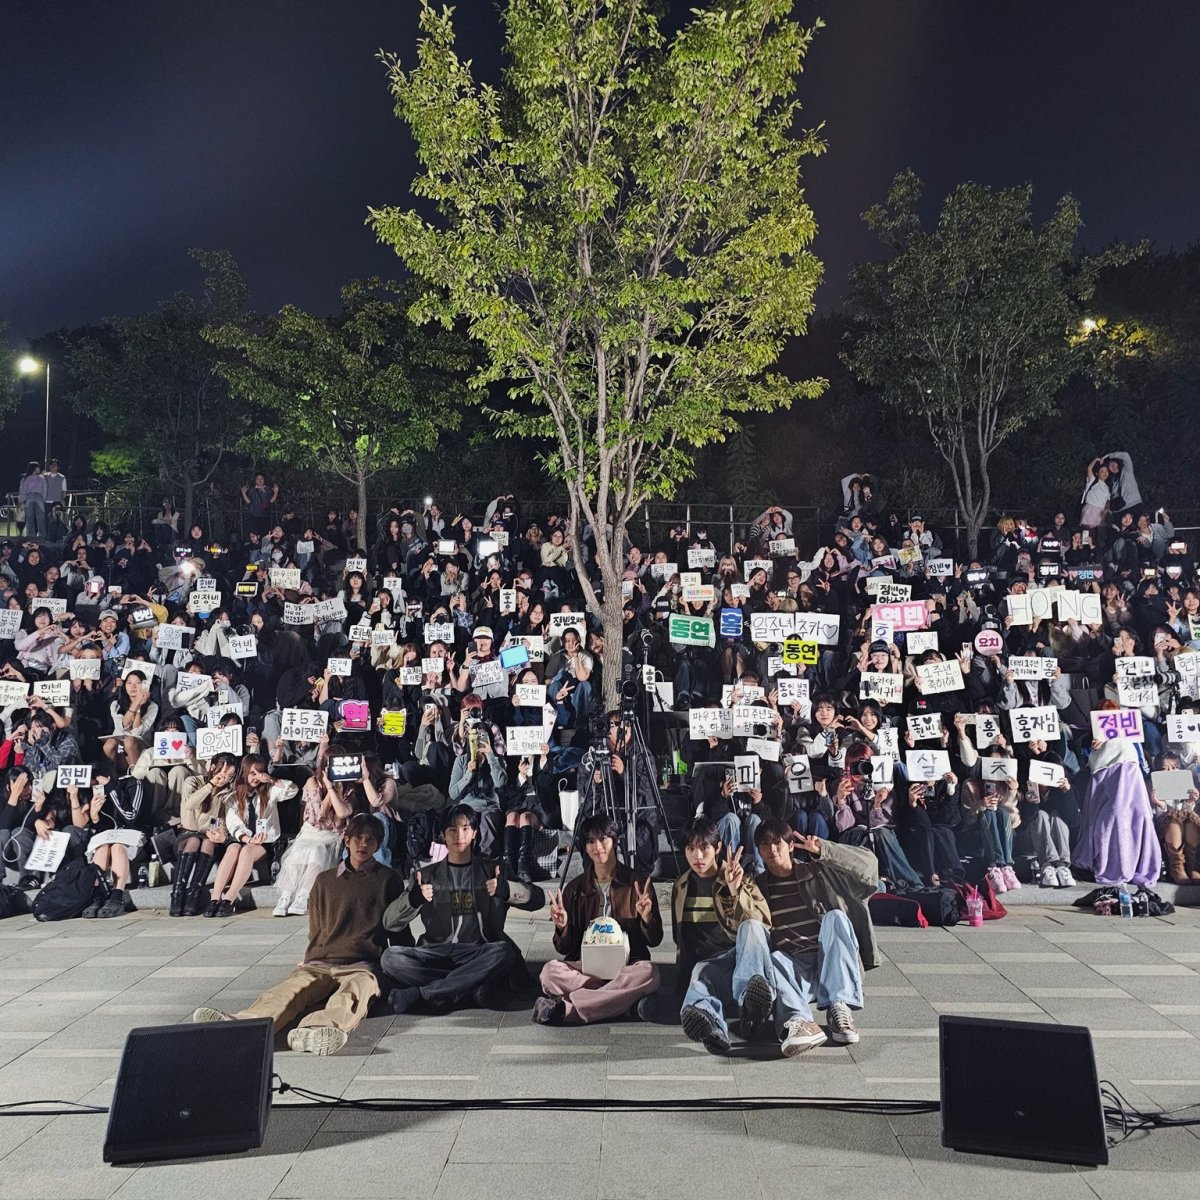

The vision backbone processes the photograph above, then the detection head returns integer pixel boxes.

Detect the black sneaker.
[17,873,42,891]
[531,995,566,1026]
[80,893,105,919]
[472,979,504,1010]
[739,973,774,1043]
[681,1004,731,1056]
[389,986,422,1014]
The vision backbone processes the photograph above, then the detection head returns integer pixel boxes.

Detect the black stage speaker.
[104,1019,274,1164]
[939,1015,1108,1166]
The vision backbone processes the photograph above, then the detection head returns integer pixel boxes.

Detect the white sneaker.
[1001,865,1021,891]
[288,893,309,916]
[272,893,293,917]
[192,1007,233,1023]
[287,1025,348,1055]
[1039,864,1059,888]
[827,1002,860,1045]
[1055,864,1076,888]
[781,1018,827,1057]
[986,866,1008,894]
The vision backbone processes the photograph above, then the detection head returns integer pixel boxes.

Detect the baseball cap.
[473,626,494,640]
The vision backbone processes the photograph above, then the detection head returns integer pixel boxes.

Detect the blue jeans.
[791,809,830,840]
[681,919,774,1036]
[769,909,863,1034]
[980,807,1014,867]
[718,812,763,875]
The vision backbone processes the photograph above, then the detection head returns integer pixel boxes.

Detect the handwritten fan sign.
[0,680,30,706]
[732,704,772,738]
[746,736,781,762]
[24,830,70,874]
[175,672,213,698]
[348,623,371,644]
[875,581,912,604]
[981,757,1017,782]
[548,611,586,639]
[56,764,92,789]
[312,597,347,623]
[926,558,954,578]
[400,667,422,686]
[874,602,927,632]
[32,679,70,707]
[371,628,396,648]
[1091,709,1143,743]
[28,597,67,617]
[270,567,301,590]
[688,707,733,741]
[0,610,21,639]
[776,677,810,707]
[514,683,546,707]
[421,657,444,676]
[280,707,329,742]
[1028,759,1065,787]
[197,724,243,759]
[424,621,455,645]
[682,583,714,604]
[1009,656,1055,681]
[768,538,796,557]
[1117,676,1157,708]
[905,749,950,782]
[153,731,190,762]
[345,557,367,574]
[907,712,943,741]
[506,726,546,757]
[905,631,939,656]
[876,725,900,762]
[284,602,315,626]
[973,713,1001,748]
[649,562,676,581]
[916,660,964,695]
[860,672,902,704]
[786,754,813,793]
[472,660,504,688]
[687,547,716,569]
[517,635,545,662]
[499,589,517,615]
[719,608,743,639]
[870,619,893,645]
[1056,590,1102,624]
[69,657,102,681]
[205,702,242,726]
[1115,656,1155,679]
[187,589,222,614]
[228,634,257,659]
[749,612,793,644]
[668,615,715,648]
[1166,713,1200,742]
[1009,705,1059,742]
[796,614,841,646]
[154,624,190,651]
[733,754,761,792]
[743,558,771,581]
[326,657,352,678]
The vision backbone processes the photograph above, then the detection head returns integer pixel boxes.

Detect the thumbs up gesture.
[416,870,433,903]
[486,864,500,897]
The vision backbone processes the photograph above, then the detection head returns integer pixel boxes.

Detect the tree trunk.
[181,475,195,543]
[355,473,369,552]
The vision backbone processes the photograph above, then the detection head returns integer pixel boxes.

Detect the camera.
[849,759,874,779]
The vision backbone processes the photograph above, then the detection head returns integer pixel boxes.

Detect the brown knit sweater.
[304,858,403,966]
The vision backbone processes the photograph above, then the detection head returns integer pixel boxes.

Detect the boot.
[169,852,195,917]
[1184,836,1200,884]
[517,826,536,883]
[1165,843,1189,885]
[183,852,213,917]
[503,825,520,877]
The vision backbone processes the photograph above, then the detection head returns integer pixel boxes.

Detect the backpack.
[868,891,929,928]
[950,877,1007,921]
[911,886,961,927]
[30,861,109,922]
[0,884,30,920]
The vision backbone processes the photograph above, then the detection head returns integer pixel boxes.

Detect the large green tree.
[208,279,473,550]
[844,170,1140,556]
[66,250,252,534]
[370,0,826,707]
[0,322,23,427]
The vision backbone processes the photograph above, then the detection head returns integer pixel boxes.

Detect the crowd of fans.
[0,450,1197,1051]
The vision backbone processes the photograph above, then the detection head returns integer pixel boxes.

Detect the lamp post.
[17,356,50,464]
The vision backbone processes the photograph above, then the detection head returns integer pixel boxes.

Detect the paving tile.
[270,1130,455,1198]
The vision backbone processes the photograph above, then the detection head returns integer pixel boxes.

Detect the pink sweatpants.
[539,958,660,1023]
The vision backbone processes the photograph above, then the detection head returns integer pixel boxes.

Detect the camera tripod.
[560,704,682,884]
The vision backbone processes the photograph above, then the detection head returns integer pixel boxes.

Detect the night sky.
[2,1,1199,341]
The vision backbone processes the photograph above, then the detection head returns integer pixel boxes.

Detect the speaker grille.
[104,1020,273,1164]
[940,1015,1107,1166]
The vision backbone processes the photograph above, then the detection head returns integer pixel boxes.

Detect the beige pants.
[235,963,380,1033]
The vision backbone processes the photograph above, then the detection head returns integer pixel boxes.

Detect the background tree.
[0,322,22,425]
[66,250,251,534]
[209,278,473,550]
[371,0,826,709]
[843,169,1140,556]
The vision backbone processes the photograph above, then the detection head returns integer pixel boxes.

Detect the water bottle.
[1118,888,1133,919]
[1136,891,1150,918]
[136,864,149,890]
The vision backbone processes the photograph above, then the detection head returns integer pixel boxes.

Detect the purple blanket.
[1072,761,1162,888]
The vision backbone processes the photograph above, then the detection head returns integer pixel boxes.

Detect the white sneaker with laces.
[1039,864,1059,888]
[192,1006,233,1023]
[986,866,1008,894]
[272,893,293,917]
[1055,864,1076,888]
[288,893,309,916]
[781,1018,827,1057]
[827,1002,860,1045]
[287,1025,348,1055]
[1001,865,1021,891]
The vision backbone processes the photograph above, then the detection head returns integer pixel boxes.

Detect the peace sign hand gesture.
[723,846,745,894]
[549,888,568,930]
[634,877,654,923]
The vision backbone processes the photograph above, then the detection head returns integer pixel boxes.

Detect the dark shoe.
[472,979,504,1010]
[531,995,566,1026]
[97,889,125,919]
[681,1004,731,1055]
[517,826,536,883]
[633,995,655,1022]
[503,825,520,877]
[183,853,213,916]
[80,892,105,919]
[17,873,42,891]
[389,986,423,1014]
[214,900,234,918]
[169,853,194,917]
[739,973,774,1043]
[183,887,205,917]
[203,899,221,918]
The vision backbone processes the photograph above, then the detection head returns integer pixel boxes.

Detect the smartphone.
[255,818,270,837]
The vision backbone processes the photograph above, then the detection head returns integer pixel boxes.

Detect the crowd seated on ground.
[0,453,1197,1047]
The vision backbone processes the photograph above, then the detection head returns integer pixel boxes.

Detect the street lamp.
[17,356,50,464]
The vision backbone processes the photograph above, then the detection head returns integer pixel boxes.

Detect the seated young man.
[380,805,521,1012]
[534,814,662,1025]
[192,813,402,1055]
[752,818,878,1056]
[673,818,774,1056]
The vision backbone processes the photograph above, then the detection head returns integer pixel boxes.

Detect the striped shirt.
[681,874,728,961]
[765,867,820,956]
